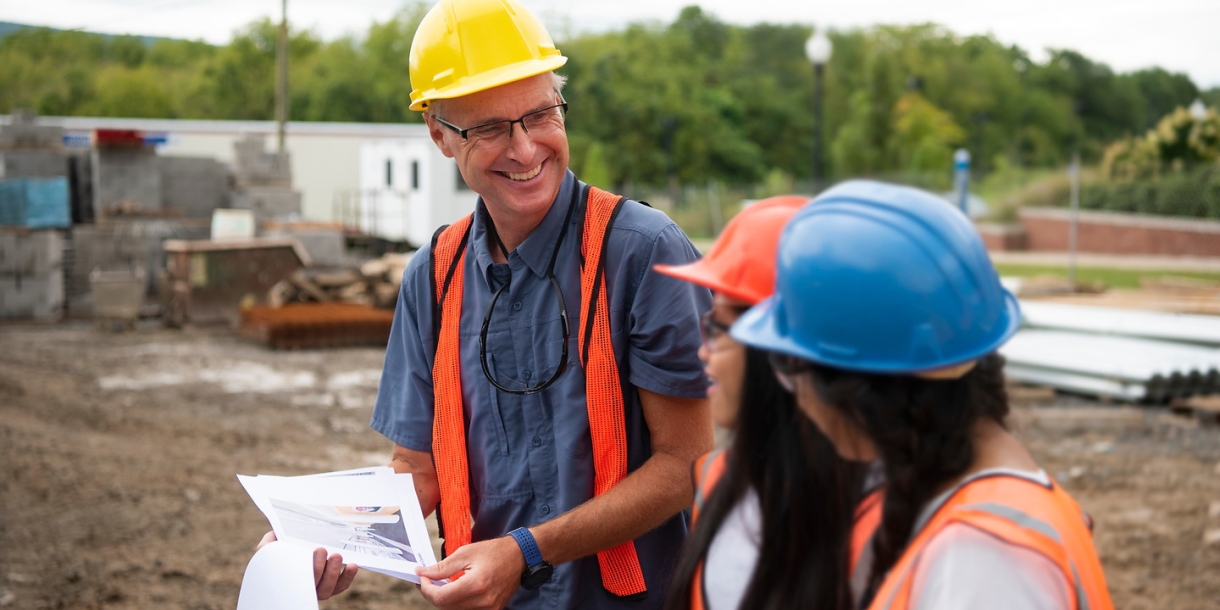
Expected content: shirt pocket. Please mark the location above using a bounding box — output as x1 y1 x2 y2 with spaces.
547 336 591 460
484 352 511 457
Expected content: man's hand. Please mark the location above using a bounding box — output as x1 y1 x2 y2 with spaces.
416 535 525 610
256 531 359 601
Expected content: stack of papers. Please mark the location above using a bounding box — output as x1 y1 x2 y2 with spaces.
236 467 440 609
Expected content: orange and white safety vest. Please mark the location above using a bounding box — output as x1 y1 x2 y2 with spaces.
428 185 647 598
688 449 729 610
852 475 1114 610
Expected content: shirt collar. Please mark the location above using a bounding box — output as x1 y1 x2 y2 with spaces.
469 170 578 286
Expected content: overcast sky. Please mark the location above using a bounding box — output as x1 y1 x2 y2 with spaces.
4 0 1219 88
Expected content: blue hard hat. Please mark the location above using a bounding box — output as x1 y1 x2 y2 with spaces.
731 180 1020 374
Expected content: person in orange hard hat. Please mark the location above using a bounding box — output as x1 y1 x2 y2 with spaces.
653 196 865 610
257 0 714 608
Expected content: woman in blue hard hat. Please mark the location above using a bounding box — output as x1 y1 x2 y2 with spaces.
731 181 1114 610
653 196 864 610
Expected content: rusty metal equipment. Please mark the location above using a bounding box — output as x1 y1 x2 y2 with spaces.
162 237 309 326
238 302 394 349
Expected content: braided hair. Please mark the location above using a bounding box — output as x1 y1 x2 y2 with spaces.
799 352 1010 608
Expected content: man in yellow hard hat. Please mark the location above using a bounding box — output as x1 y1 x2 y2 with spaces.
327 0 712 608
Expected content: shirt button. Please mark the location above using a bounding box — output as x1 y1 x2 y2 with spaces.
541 504 551 515
523 369 532 380
531 436 542 447
512 301 522 311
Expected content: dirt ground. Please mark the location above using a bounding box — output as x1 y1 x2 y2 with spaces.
2 320 1219 609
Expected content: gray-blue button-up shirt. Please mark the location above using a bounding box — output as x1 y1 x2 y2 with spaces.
371 171 711 609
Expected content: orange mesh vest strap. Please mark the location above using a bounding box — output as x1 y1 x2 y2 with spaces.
867 475 1114 610
430 213 474 560
579 186 648 597
428 187 647 597
688 449 728 610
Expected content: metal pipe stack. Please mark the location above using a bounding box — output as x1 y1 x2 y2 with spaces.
1001 302 1220 404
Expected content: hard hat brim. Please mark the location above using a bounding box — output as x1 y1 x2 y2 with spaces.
730 287 1023 375
409 56 568 112
653 261 765 305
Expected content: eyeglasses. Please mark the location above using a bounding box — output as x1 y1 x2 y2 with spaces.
767 352 806 393
479 275 569 395
699 311 733 349
435 100 568 150
478 196 577 395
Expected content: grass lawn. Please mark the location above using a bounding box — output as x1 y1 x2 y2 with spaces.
992 264 1220 289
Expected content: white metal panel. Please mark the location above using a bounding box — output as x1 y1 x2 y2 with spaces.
1021 301 1220 347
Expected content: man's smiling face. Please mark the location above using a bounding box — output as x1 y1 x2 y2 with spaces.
426 73 570 227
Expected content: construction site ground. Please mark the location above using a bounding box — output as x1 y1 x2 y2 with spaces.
2 320 1219 610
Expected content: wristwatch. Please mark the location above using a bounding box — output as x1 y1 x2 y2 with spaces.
508 527 553 589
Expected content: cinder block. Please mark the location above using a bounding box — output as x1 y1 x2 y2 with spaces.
0 272 64 320
68 221 209 310
0 229 64 276
0 150 68 179
233 134 292 188
91 148 162 215
263 228 345 266
0 110 64 151
159 156 230 218
231 187 301 220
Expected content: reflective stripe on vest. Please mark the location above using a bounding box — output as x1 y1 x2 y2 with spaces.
849 488 884 601
865 475 1114 610
689 449 728 610
429 186 647 598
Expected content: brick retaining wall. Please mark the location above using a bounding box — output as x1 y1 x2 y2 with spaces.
1014 208 1220 257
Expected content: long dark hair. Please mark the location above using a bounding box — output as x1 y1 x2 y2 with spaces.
801 352 1010 608
664 346 864 610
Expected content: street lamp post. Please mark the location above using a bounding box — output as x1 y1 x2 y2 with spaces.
276 0 289 154
805 31 832 194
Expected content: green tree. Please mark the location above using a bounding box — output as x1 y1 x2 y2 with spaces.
78 66 175 118
889 91 965 175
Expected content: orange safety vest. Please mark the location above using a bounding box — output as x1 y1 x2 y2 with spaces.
428 186 647 598
855 475 1113 610
688 449 728 610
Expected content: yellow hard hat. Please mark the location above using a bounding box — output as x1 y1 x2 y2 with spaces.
408 0 568 111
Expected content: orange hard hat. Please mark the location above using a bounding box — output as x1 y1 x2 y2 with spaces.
655 195 809 304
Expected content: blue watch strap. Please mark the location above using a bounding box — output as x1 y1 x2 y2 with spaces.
508 527 543 567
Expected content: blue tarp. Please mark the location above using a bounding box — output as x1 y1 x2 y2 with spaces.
0 177 70 229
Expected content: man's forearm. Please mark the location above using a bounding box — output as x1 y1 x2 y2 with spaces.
389 444 441 518
528 448 695 565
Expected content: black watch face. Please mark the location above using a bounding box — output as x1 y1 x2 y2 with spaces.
521 562 554 589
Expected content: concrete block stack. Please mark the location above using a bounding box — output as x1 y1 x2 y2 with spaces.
68 220 210 315
160 156 230 218
0 109 64 151
0 228 65 321
91 147 162 217
230 134 301 221
263 224 348 267
1 149 68 180
0 114 71 321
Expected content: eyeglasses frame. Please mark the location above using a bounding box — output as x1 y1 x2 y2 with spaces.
476 188 579 396
434 97 568 144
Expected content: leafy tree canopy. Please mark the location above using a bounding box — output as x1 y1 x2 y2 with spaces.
0 5 1211 189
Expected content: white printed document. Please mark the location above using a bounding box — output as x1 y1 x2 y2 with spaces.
236 467 440 608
